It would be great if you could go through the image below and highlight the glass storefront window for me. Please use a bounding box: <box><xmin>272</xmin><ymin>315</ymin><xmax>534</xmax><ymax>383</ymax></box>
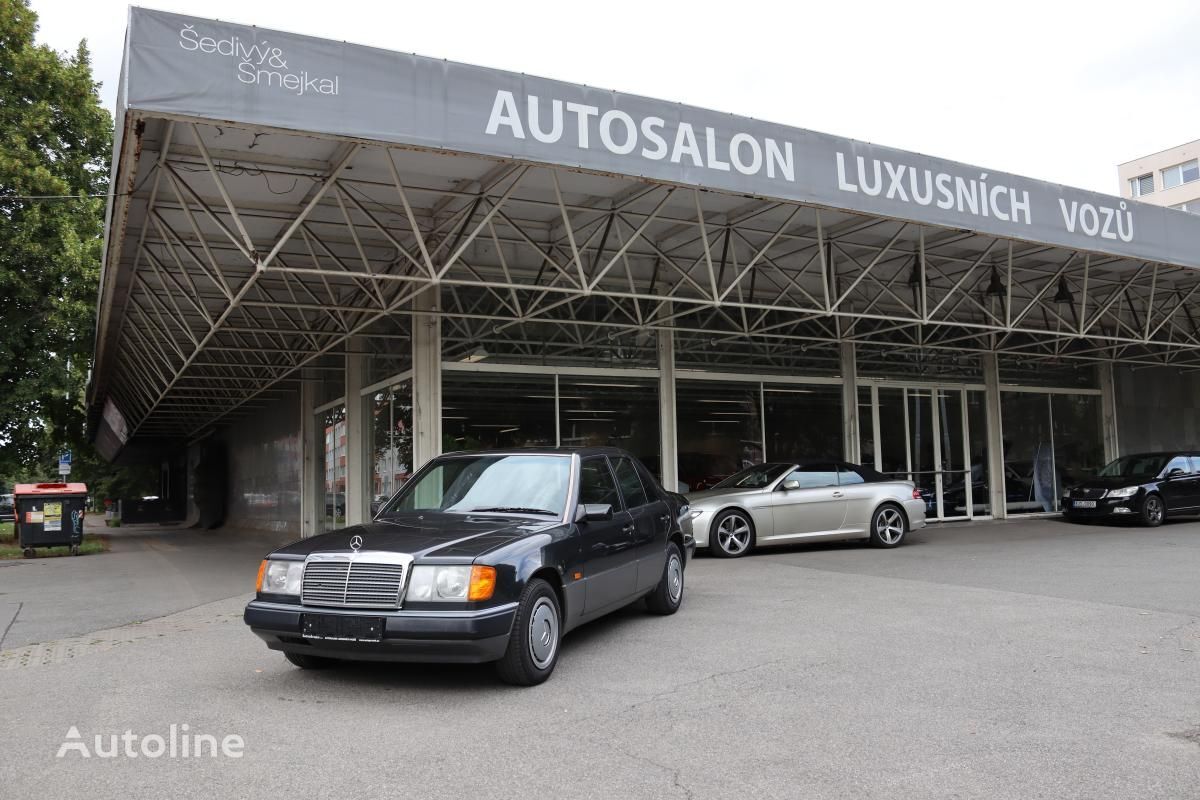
<box><xmin>318</xmin><ymin>404</ymin><xmax>347</xmax><ymax>532</ymax></box>
<box><xmin>763</xmin><ymin>386</ymin><xmax>843</xmax><ymax>462</ymax></box>
<box><xmin>370</xmin><ymin>381</ymin><xmax>413</xmax><ymax>514</ymax></box>
<box><xmin>1000</xmin><ymin>392</ymin><xmax>1057</xmax><ymax>514</ymax></box>
<box><xmin>676</xmin><ymin>380</ymin><xmax>763</xmax><ymax>493</ymax></box>
<box><xmin>442</xmin><ymin>372</ymin><xmax>556</xmax><ymax>451</ymax></box>
<box><xmin>858</xmin><ymin>387</ymin><xmax>875</xmax><ymax>467</ymax></box>
<box><xmin>557</xmin><ymin>377</ymin><xmax>660</xmax><ymax>478</ymax></box>
<box><xmin>1051</xmin><ymin>394</ymin><xmax>1104</xmax><ymax>491</ymax></box>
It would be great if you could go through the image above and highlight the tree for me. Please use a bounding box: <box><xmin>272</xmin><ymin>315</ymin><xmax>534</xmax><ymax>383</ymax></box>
<box><xmin>0</xmin><ymin>0</ymin><xmax>120</xmax><ymax>491</ymax></box>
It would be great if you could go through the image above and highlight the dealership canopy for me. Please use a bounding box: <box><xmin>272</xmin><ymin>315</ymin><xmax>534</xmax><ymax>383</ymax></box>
<box><xmin>90</xmin><ymin>6</ymin><xmax>1200</xmax><ymax>455</ymax></box>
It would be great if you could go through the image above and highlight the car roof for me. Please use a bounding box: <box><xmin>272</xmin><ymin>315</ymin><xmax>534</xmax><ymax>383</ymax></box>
<box><xmin>1117</xmin><ymin>451</ymin><xmax>1200</xmax><ymax>459</ymax></box>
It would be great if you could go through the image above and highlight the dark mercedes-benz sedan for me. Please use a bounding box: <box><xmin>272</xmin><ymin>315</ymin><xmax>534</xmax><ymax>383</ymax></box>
<box><xmin>1062</xmin><ymin>452</ymin><xmax>1200</xmax><ymax>527</ymax></box>
<box><xmin>244</xmin><ymin>447</ymin><xmax>693</xmax><ymax>685</ymax></box>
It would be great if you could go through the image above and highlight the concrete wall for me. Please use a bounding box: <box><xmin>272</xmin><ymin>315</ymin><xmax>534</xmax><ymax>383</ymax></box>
<box><xmin>1114</xmin><ymin>365</ymin><xmax>1200</xmax><ymax>453</ymax></box>
<box><xmin>218</xmin><ymin>391</ymin><xmax>304</xmax><ymax>535</ymax></box>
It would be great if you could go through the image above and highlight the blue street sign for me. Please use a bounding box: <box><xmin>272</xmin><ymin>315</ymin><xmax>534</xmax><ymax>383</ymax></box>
<box><xmin>59</xmin><ymin>451</ymin><xmax>72</xmax><ymax>466</ymax></box>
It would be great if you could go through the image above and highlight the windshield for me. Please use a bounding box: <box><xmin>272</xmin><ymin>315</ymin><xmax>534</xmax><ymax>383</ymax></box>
<box><xmin>1096</xmin><ymin>455</ymin><xmax>1170</xmax><ymax>480</ymax></box>
<box><xmin>379</xmin><ymin>454</ymin><xmax>570</xmax><ymax>517</ymax></box>
<box><xmin>712</xmin><ymin>463</ymin><xmax>793</xmax><ymax>490</ymax></box>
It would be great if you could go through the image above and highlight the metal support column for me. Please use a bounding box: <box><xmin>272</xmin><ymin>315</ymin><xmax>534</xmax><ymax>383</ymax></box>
<box><xmin>300</xmin><ymin>377</ymin><xmax>318</xmax><ymax>538</ymax></box>
<box><xmin>840</xmin><ymin>342</ymin><xmax>859</xmax><ymax>463</ymax></box>
<box><xmin>658</xmin><ymin>329</ymin><xmax>679</xmax><ymax>493</ymax></box>
<box><xmin>344</xmin><ymin>337</ymin><xmax>369</xmax><ymax>526</ymax></box>
<box><xmin>1099</xmin><ymin>361</ymin><xmax>1120</xmax><ymax>462</ymax></box>
<box><xmin>412</xmin><ymin>289</ymin><xmax>443</xmax><ymax>470</ymax></box>
<box><xmin>982</xmin><ymin>353</ymin><xmax>1007</xmax><ymax>520</ymax></box>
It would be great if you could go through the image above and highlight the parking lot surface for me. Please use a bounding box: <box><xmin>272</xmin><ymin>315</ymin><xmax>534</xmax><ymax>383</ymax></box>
<box><xmin>1</xmin><ymin>518</ymin><xmax>1198</xmax><ymax>799</ymax></box>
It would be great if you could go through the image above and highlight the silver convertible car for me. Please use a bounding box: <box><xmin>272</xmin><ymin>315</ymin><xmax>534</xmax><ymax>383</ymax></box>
<box><xmin>683</xmin><ymin>461</ymin><xmax>927</xmax><ymax>557</ymax></box>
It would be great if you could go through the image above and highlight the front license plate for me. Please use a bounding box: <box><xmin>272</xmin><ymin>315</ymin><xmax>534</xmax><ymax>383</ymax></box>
<box><xmin>301</xmin><ymin>614</ymin><xmax>384</xmax><ymax>642</ymax></box>
<box><xmin>1073</xmin><ymin>500</ymin><xmax>1097</xmax><ymax>509</ymax></box>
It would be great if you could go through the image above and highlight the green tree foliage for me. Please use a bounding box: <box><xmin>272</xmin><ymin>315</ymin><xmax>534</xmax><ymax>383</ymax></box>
<box><xmin>0</xmin><ymin>0</ymin><xmax>135</xmax><ymax>495</ymax></box>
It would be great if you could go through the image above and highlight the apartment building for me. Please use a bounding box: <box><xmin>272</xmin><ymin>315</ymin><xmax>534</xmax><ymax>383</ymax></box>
<box><xmin>1118</xmin><ymin>139</ymin><xmax>1200</xmax><ymax>213</ymax></box>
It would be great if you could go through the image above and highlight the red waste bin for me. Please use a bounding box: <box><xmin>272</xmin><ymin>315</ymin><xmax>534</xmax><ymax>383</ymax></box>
<box><xmin>13</xmin><ymin>482</ymin><xmax>88</xmax><ymax>558</ymax></box>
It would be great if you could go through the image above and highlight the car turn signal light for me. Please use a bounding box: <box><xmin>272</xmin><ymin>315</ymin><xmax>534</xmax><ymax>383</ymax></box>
<box><xmin>255</xmin><ymin>560</ymin><xmax>267</xmax><ymax>592</ymax></box>
<box><xmin>468</xmin><ymin>565</ymin><xmax>497</xmax><ymax>601</ymax></box>
<box><xmin>912</xmin><ymin>488</ymin><xmax>922</xmax><ymax>500</ymax></box>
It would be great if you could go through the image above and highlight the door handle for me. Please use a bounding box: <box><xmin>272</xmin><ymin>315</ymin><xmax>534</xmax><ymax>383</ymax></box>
<box><xmin>832</xmin><ymin>491</ymin><xmax>844</xmax><ymax>498</ymax></box>
<box><xmin>657</xmin><ymin>514</ymin><xmax>670</xmax><ymax>524</ymax></box>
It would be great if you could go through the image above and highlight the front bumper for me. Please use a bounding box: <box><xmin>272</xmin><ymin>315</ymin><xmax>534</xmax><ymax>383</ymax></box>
<box><xmin>244</xmin><ymin>600</ymin><xmax>517</xmax><ymax>664</ymax></box>
<box><xmin>1062</xmin><ymin>495</ymin><xmax>1142</xmax><ymax>520</ymax></box>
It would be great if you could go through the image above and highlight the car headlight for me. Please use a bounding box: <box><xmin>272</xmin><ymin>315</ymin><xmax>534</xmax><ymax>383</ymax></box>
<box><xmin>1106</xmin><ymin>486</ymin><xmax>1138</xmax><ymax>499</ymax></box>
<box><xmin>256</xmin><ymin>559</ymin><xmax>303</xmax><ymax>596</ymax></box>
<box><xmin>406</xmin><ymin>565</ymin><xmax>496</xmax><ymax>602</ymax></box>
<box><xmin>684</xmin><ymin>509</ymin><xmax>704</xmax><ymax>521</ymax></box>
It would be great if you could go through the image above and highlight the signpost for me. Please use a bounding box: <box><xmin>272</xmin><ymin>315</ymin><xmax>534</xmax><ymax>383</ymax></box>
<box><xmin>58</xmin><ymin>451</ymin><xmax>72</xmax><ymax>477</ymax></box>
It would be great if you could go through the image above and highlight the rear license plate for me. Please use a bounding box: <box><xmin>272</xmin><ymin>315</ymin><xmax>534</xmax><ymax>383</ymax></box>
<box><xmin>301</xmin><ymin>614</ymin><xmax>384</xmax><ymax>642</ymax></box>
<box><xmin>1073</xmin><ymin>500</ymin><xmax>1097</xmax><ymax>509</ymax></box>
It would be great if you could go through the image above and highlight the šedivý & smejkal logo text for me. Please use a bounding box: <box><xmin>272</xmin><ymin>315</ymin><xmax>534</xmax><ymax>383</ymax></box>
<box><xmin>178</xmin><ymin>24</ymin><xmax>339</xmax><ymax>97</ymax></box>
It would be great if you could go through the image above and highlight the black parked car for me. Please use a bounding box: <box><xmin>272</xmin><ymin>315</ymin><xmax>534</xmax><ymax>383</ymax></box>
<box><xmin>1062</xmin><ymin>452</ymin><xmax>1200</xmax><ymax>527</ymax></box>
<box><xmin>245</xmin><ymin>447</ymin><xmax>693</xmax><ymax>685</ymax></box>
<box><xmin>0</xmin><ymin>493</ymin><xmax>13</xmax><ymax>524</ymax></box>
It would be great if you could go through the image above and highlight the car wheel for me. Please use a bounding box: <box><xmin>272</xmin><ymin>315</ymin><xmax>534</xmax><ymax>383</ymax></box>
<box><xmin>645</xmin><ymin>542</ymin><xmax>685</xmax><ymax>615</ymax></box>
<box><xmin>496</xmin><ymin>578</ymin><xmax>561</xmax><ymax>686</ymax></box>
<box><xmin>1140</xmin><ymin>494</ymin><xmax>1165</xmax><ymax>527</ymax></box>
<box><xmin>284</xmin><ymin>652</ymin><xmax>339</xmax><ymax>669</ymax></box>
<box><xmin>710</xmin><ymin>510</ymin><xmax>754</xmax><ymax>558</ymax></box>
<box><xmin>869</xmin><ymin>504</ymin><xmax>907</xmax><ymax>548</ymax></box>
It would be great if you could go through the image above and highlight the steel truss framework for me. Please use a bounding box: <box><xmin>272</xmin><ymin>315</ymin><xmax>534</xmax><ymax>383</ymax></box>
<box><xmin>93</xmin><ymin>115</ymin><xmax>1200</xmax><ymax>442</ymax></box>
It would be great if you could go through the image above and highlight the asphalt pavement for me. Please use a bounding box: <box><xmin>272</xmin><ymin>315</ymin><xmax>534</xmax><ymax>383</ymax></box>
<box><xmin>0</xmin><ymin>517</ymin><xmax>1197</xmax><ymax>799</ymax></box>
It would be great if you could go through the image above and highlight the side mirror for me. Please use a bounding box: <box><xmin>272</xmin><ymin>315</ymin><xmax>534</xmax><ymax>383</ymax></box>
<box><xmin>576</xmin><ymin>503</ymin><xmax>613</xmax><ymax>522</ymax></box>
<box><xmin>781</xmin><ymin>479</ymin><xmax>800</xmax><ymax>491</ymax></box>
<box><xmin>1167</xmin><ymin>467</ymin><xmax>1186</xmax><ymax>479</ymax></box>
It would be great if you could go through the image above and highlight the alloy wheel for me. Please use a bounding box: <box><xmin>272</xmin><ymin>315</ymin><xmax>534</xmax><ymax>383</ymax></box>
<box><xmin>875</xmin><ymin>507</ymin><xmax>905</xmax><ymax>545</ymax></box>
<box><xmin>1145</xmin><ymin>496</ymin><xmax>1164</xmax><ymax>525</ymax></box>
<box><xmin>716</xmin><ymin>514</ymin><xmax>752</xmax><ymax>555</ymax></box>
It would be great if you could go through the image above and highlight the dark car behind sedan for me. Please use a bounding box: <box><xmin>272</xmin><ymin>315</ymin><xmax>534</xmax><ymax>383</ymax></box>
<box><xmin>0</xmin><ymin>493</ymin><xmax>13</xmax><ymax>523</ymax></box>
<box><xmin>1062</xmin><ymin>452</ymin><xmax>1200</xmax><ymax>527</ymax></box>
<box><xmin>245</xmin><ymin>447</ymin><xmax>693</xmax><ymax>686</ymax></box>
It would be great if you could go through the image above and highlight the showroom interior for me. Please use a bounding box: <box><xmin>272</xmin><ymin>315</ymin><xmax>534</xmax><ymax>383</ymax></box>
<box><xmin>88</xmin><ymin>9</ymin><xmax>1200</xmax><ymax>536</ymax></box>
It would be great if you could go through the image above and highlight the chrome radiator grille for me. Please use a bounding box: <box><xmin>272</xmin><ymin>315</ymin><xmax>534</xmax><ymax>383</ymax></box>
<box><xmin>301</xmin><ymin>558</ymin><xmax>407</xmax><ymax>609</ymax></box>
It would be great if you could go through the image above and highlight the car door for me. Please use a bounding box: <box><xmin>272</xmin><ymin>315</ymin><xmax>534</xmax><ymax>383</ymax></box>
<box><xmin>577</xmin><ymin>456</ymin><xmax>638</xmax><ymax>615</ymax></box>
<box><xmin>1157</xmin><ymin>455</ymin><xmax>1192</xmax><ymax>512</ymax></box>
<box><xmin>613</xmin><ymin>456</ymin><xmax>671</xmax><ymax>594</ymax></box>
<box><xmin>768</xmin><ymin>463</ymin><xmax>848</xmax><ymax>539</ymax></box>
<box><xmin>836</xmin><ymin>464</ymin><xmax>878</xmax><ymax>533</ymax></box>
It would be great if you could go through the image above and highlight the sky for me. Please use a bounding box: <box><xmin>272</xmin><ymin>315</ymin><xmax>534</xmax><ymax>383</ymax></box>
<box><xmin>27</xmin><ymin>0</ymin><xmax>1200</xmax><ymax>197</ymax></box>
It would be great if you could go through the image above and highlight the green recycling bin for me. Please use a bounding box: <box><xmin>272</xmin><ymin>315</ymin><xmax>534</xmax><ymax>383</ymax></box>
<box><xmin>13</xmin><ymin>482</ymin><xmax>88</xmax><ymax>558</ymax></box>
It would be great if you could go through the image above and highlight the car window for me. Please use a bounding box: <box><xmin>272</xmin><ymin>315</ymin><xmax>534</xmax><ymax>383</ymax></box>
<box><xmin>1191</xmin><ymin>457</ymin><xmax>1200</xmax><ymax>474</ymax></box>
<box><xmin>1163</xmin><ymin>456</ymin><xmax>1190</xmax><ymax>477</ymax></box>
<box><xmin>712</xmin><ymin>463</ymin><xmax>793</xmax><ymax>489</ymax></box>
<box><xmin>614</xmin><ymin>457</ymin><xmax>651</xmax><ymax>509</ymax></box>
<box><xmin>837</xmin><ymin>466</ymin><xmax>866</xmax><ymax>486</ymax></box>
<box><xmin>785</xmin><ymin>463</ymin><xmax>839</xmax><ymax>489</ymax></box>
<box><xmin>580</xmin><ymin>457</ymin><xmax>622</xmax><ymax>509</ymax></box>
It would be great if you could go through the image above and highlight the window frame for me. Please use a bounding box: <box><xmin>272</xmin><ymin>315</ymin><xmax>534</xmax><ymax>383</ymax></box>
<box><xmin>782</xmin><ymin>462</ymin><xmax>840</xmax><ymax>490</ymax></box>
<box><xmin>613</xmin><ymin>456</ymin><xmax>652</xmax><ymax>509</ymax></box>
<box><xmin>579</xmin><ymin>455</ymin><xmax>625</xmax><ymax>511</ymax></box>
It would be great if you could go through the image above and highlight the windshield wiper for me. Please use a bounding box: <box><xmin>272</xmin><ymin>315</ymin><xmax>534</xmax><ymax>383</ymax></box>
<box><xmin>470</xmin><ymin>506</ymin><xmax>559</xmax><ymax>516</ymax></box>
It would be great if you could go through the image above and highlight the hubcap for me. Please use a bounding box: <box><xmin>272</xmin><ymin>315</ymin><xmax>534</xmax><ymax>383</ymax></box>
<box><xmin>667</xmin><ymin>554</ymin><xmax>683</xmax><ymax>603</ymax></box>
<box><xmin>1148</xmin><ymin>498</ymin><xmax>1162</xmax><ymax>522</ymax></box>
<box><xmin>717</xmin><ymin>515</ymin><xmax>751</xmax><ymax>554</ymax></box>
<box><xmin>527</xmin><ymin>596</ymin><xmax>559</xmax><ymax>669</ymax></box>
<box><xmin>876</xmin><ymin>508</ymin><xmax>904</xmax><ymax>544</ymax></box>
